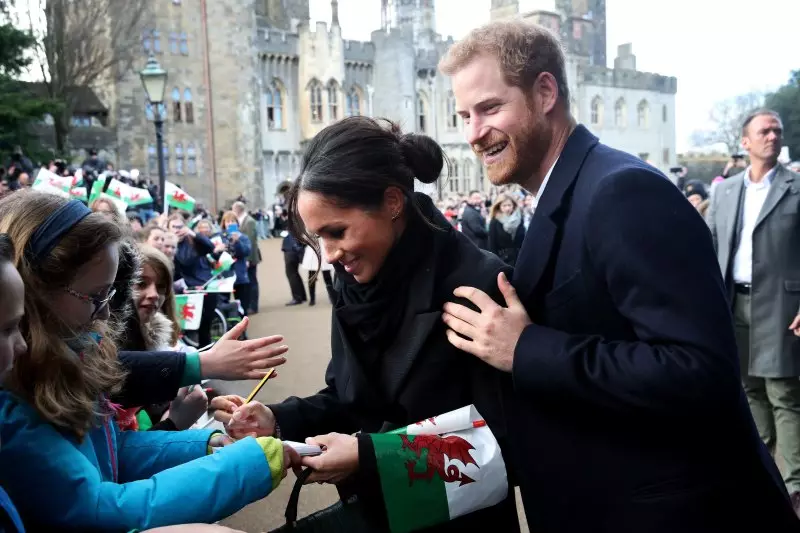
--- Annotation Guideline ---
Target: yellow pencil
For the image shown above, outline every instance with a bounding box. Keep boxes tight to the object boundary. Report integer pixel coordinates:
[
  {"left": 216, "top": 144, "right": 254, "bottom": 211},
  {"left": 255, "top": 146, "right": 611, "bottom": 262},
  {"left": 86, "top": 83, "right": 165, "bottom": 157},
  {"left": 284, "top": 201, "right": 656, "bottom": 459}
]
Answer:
[{"left": 244, "top": 368, "right": 275, "bottom": 404}]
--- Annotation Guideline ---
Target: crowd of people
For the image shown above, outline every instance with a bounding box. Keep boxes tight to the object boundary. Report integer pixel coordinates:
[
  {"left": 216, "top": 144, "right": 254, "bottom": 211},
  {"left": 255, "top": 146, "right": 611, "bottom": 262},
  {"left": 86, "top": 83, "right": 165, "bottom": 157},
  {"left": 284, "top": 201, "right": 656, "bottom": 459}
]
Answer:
[{"left": 0, "top": 16, "right": 799, "bottom": 533}]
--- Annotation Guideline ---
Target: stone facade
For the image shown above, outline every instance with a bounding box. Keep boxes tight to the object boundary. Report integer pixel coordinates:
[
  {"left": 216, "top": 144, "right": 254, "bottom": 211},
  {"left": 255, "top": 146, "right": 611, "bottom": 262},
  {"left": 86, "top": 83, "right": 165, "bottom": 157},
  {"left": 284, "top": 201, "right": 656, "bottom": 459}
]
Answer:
[{"left": 100, "top": 0, "right": 676, "bottom": 208}]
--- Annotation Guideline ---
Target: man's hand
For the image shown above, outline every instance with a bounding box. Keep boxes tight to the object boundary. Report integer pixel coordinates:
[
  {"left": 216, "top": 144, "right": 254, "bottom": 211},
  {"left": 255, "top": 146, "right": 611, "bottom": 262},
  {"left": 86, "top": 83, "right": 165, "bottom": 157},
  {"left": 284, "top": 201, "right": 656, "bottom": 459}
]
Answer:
[
  {"left": 199, "top": 317, "right": 288, "bottom": 380},
  {"left": 790, "top": 314, "right": 800, "bottom": 337},
  {"left": 442, "top": 272, "right": 531, "bottom": 372},
  {"left": 300, "top": 433, "right": 359, "bottom": 484}
]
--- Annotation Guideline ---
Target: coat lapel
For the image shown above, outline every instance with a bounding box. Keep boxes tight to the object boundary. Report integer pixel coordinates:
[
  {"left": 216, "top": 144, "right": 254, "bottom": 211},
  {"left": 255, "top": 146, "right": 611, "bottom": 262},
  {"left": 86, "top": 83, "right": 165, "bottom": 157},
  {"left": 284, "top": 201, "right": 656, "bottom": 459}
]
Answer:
[
  {"left": 514, "top": 125, "right": 599, "bottom": 302},
  {"left": 755, "top": 166, "right": 795, "bottom": 228},
  {"left": 722, "top": 176, "right": 744, "bottom": 254}
]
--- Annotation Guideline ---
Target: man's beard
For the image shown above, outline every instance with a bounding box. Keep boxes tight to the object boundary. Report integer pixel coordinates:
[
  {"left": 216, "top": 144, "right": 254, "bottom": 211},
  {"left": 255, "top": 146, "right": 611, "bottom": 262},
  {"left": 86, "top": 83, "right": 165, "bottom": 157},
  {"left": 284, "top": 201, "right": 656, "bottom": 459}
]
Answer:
[{"left": 485, "top": 110, "right": 552, "bottom": 190}]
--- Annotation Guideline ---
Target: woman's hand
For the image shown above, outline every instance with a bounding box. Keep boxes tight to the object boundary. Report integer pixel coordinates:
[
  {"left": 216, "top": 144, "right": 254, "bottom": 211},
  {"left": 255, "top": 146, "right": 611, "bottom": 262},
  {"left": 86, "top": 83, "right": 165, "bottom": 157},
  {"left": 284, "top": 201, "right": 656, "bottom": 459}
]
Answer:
[
  {"left": 166, "top": 385, "right": 208, "bottom": 430},
  {"left": 213, "top": 242, "right": 227, "bottom": 253},
  {"left": 301, "top": 433, "right": 360, "bottom": 484},
  {"left": 198, "top": 317, "right": 288, "bottom": 380},
  {"left": 229, "top": 231, "right": 241, "bottom": 242},
  {"left": 211, "top": 396, "right": 277, "bottom": 439}
]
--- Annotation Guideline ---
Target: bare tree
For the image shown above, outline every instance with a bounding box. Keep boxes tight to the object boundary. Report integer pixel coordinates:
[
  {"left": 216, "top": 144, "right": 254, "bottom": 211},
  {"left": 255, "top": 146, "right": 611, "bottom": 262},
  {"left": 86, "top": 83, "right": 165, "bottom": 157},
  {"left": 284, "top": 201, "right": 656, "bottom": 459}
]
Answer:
[
  {"left": 20, "top": 0, "right": 150, "bottom": 154},
  {"left": 690, "top": 92, "right": 764, "bottom": 155}
]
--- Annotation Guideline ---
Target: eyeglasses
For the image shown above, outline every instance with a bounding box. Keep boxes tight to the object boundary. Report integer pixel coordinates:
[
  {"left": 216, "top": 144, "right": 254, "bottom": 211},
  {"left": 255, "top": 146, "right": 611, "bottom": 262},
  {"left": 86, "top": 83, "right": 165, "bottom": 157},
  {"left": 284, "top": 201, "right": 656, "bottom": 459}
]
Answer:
[{"left": 64, "top": 287, "right": 117, "bottom": 319}]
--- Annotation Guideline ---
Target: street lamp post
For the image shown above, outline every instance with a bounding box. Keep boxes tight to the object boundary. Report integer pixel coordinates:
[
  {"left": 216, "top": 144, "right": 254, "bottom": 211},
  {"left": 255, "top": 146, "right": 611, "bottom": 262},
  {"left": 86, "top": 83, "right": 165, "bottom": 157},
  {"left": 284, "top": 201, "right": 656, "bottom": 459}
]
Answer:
[{"left": 139, "top": 56, "right": 168, "bottom": 212}]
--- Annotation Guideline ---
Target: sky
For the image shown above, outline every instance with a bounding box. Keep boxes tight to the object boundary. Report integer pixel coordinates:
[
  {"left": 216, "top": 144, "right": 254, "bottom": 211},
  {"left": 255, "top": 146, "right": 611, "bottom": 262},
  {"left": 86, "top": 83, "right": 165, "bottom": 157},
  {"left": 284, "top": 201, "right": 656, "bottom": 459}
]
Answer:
[{"left": 309, "top": 0, "right": 799, "bottom": 153}]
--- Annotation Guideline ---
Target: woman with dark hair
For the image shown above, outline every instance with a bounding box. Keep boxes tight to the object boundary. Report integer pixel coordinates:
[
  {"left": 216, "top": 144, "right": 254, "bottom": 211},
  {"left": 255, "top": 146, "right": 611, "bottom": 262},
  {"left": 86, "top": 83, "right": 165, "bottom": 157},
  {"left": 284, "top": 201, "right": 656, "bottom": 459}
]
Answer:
[{"left": 212, "top": 117, "right": 519, "bottom": 532}]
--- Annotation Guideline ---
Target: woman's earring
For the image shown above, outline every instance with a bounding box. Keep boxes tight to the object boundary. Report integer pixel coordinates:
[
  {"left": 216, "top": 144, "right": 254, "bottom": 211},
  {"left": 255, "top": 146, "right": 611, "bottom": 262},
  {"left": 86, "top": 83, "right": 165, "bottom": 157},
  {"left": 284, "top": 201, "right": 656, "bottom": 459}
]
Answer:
[{"left": 391, "top": 211, "right": 400, "bottom": 221}]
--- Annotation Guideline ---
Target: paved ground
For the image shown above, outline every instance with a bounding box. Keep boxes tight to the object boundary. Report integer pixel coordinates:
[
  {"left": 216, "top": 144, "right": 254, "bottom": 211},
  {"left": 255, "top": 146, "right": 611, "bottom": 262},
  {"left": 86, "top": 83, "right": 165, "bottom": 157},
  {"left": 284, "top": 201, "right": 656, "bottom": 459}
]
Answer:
[{"left": 214, "top": 240, "right": 528, "bottom": 532}]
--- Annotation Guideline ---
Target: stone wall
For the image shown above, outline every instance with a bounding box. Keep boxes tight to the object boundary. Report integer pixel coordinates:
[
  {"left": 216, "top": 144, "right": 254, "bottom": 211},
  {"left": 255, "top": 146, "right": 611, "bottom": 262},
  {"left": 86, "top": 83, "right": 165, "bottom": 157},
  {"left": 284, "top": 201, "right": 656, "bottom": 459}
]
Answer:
[{"left": 371, "top": 28, "right": 417, "bottom": 131}]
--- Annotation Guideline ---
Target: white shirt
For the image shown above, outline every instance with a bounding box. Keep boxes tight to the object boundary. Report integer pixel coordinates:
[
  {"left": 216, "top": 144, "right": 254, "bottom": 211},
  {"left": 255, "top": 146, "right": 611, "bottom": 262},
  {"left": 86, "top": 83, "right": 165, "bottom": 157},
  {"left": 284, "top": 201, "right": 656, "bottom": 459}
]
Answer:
[
  {"left": 732, "top": 165, "right": 777, "bottom": 284},
  {"left": 534, "top": 158, "right": 559, "bottom": 204}
]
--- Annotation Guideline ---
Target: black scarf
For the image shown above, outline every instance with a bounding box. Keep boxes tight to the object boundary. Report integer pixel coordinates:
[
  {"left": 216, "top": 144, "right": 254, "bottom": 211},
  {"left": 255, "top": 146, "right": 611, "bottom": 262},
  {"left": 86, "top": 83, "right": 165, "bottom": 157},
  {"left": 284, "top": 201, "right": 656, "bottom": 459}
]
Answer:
[{"left": 334, "top": 193, "right": 440, "bottom": 360}]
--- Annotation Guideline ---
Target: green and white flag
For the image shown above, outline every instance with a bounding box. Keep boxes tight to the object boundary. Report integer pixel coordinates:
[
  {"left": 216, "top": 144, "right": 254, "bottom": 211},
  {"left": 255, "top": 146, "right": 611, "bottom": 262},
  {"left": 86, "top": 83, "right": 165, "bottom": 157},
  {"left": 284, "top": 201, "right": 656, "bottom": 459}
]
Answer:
[
  {"left": 33, "top": 169, "right": 74, "bottom": 193},
  {"left": 107, "top": 178, "right": 153, "bottom": 207},
  {"left": 69, "top": 186, "right": 88, "bottom": 202},
  {"left": 175, "top": 293, "right": 205, "bottom": 330},
  {"left": 204, "top": 275, "right": 236, "bottom": 293},
  {"left": 370, "top": 405, "right": 508, "bottom": 533},
  {"left": 208, "top": 251, "right": 235, "bottom": 277},
  {"left": 98, "top": 192, "right": 128, "bottom": 215},
  {"left": 88, "top": 178, "right": 105, "bottom": 204},
  {"left": 165, "top": 181, "right": 196, "bottom": 212}
]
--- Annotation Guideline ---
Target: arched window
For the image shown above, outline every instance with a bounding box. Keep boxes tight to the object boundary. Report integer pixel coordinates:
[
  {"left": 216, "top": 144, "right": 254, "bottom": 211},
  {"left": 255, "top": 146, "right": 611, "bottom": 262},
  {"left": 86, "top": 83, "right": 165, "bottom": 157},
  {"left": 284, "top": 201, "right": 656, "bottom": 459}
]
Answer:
[
  {"left": 175, "top": 143, "right": 184, "bottom": 175},
  {"left": 266, "top": 80, "right": 285, "bottom": 129},
  {"left": 447, "top": 92, "right": 458, "bottom": 129},
  {"left": 346, "top": 86, "right": 362, "bottom": 117},
  {"left": 614, "top": 98, "right": 627, "bottom": 127},
  {"left": 187, "top": 143, "right": 197, "bottom": 175},
  {"left": 662, "top": 104, "right": 668, "bottom": 123},
  {"left": 152, "top": 30, "right": 162, "bottom": 54},
  {"left": 327, "top": 80, "right": 339, "bottom": 121},
  {"left": 590, "top": 96, "right": 603, "bottom": 125},
  {"left": 452, "top": 160, "right": 459, "bottom": 177},
  {"left": 169, "top": 32, "right": 179, "bottom": 54},
  {"left": 145, "top": 99, "right": 154, "bottom": 121},
  {"left": 171, "top": 87, "right": 181, "bottom": 122},
  {"left": 417, "top": 92, "right": 427, "bottom": 133},
  {"left": 637, "top": 99, "right": 649, "bottom": 128},
  {"left": 309, "top": 80, "right": 323, "bottom": 122},
  {"left": 184, "top": 88, "right": 194, "bottom": 124},
  {"left": 142, "top": 30, "right": 152, "bottom": 54},
  {"left": 179, "top": 32, "right": 188, "bottom": 55},
  {"left": 147, "top": 144, "right": 157, "bottom": 175}
]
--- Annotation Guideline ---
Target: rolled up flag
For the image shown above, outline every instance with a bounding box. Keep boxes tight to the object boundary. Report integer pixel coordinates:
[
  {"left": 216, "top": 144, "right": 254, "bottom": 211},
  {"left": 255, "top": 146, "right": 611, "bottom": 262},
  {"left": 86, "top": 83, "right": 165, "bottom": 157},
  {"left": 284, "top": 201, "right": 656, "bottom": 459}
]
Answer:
[
  {"left": 175, "top": 293, "right": 204, "bottom": 330},
  {"left": 370, "top": 405, "right": 508, "bottom": 533},
  {"left": 165, "top": 181, "right": 196, "bottom": 212}
]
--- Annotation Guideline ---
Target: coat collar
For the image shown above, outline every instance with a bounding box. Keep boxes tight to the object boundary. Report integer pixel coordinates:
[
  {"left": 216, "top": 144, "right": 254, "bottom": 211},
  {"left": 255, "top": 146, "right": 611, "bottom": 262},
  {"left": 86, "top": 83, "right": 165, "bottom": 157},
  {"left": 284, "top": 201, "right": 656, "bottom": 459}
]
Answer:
[{"left": 513, "top": 125, "right": 599, "bottom": 300}]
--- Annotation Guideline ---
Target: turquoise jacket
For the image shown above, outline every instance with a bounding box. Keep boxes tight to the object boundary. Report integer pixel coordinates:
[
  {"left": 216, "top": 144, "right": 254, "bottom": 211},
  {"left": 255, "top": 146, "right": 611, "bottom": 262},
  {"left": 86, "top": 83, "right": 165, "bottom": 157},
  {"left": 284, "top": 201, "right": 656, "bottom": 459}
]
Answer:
[{"left": 0, "top": 391, "right": 284, "bottom": 531}]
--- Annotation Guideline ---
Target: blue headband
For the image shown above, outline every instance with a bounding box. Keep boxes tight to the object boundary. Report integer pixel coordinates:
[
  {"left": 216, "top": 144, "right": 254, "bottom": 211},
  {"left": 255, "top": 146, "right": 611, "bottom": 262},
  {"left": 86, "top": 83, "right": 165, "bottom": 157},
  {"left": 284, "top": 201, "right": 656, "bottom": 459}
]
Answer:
[{"left": 27, "top": 200, "right": 92, "bottom": 262}]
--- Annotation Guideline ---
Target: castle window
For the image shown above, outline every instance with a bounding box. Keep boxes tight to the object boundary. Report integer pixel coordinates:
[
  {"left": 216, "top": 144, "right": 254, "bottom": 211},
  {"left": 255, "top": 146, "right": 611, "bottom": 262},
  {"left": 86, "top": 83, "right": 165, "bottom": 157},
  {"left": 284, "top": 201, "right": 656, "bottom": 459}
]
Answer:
[
  {"left": 187, "top": 143, "right": 197, "bottom": 174},
  {"left": 147, "top": 144, "right": 157, "bottom": 175},
  {"left": 452, "top": 160, "right": 459, "bottom": 177},
  {"left": 447, "top": 92, "right": 458, "bottom": 130},
  {"left": 179, "top": 33, "right": 189, "bottom": 55},
  {"left": 327, "top": 81, "right": 339, "bottom": 121},
  {"left": 266, "top": 80, "right": 285, "bottom": 129},
  {"left": 169, "top": 32, "right": 179, "bottom": 54},
  {"left": 175, "top": 143, "right": 184, "bottom": 175},
  {"left": 162, "top": 141, "right": 170, "bottom": 173},
  {"left": 184, "top": 89, "right": 194, "bottom": 124},
  {"left": 417, "top": 93, "right": 427, "bottom": 133},
  {"left": 637, "top": 100, "right": 649, "bottom": 128},
  {"left": 152, "top": 30, "right": 162, "bottom": 54},
  {"left": 142, "top": 30, "right": 152, "bottom": 54},
  {"left": 590, "top": 96, "right": 603, "bottom": 125},
  {"left": 662, "top": 104, "right": 668, "bottom": 123},
  {"left": 614, "top": 98, "right": 627, "bottom": 127},
  {"left": 145, "top": 99, "right": 155, "bottom": 121},
  {"left": 309, "top": 80, "right": 323, "bottom": 122},
  {"left": 172, "top": 88, "right": 182, "bottom": 122},
  {"left": 346, "top": 86, "right": 362, "bottom": 117},
  {"left": 662, "top": 148, "right": 670, "bottom": 165}
]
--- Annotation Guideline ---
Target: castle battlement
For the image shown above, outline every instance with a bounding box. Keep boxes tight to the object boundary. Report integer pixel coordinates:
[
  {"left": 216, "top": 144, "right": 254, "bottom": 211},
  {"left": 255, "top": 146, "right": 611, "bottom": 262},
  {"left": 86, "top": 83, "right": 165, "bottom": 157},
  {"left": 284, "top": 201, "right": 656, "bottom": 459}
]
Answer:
[
  {"left": 343, "top": 39, "right": 375, "bottom": 63},
  {"left": 257, "top": 27, "right": 299, "bottom": 56},
  {"left": 370, "top": 26, "right": 415, "bottom": 45},
  {"left": 581, "top": 65, "right": 678, "bottom": 94}
]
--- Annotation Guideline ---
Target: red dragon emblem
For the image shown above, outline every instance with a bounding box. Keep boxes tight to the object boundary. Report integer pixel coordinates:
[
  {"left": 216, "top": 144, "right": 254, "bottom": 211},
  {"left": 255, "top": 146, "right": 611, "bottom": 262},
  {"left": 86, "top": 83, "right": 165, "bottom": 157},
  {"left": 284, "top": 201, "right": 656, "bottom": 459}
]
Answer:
[
  {"left": 180, "top": 303, "right": 195, "bottom": 320},
  {"left": 400, "top": 434, "right": 479, "bottom": 487},
  {"left": 129, "top": 192, "right": 141, "bottom": 201},
  {"left": 172, "top": 190, "right": 189, "bottom": 202},
  {"left": 415, "top": 417, "right": 437, "bottom": 426}
]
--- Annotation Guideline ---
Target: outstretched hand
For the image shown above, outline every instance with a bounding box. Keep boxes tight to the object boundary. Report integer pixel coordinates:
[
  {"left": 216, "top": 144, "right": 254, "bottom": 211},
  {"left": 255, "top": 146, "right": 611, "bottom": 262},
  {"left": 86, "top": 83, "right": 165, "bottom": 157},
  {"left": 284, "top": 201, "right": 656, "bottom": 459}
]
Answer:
[
  {"left": 442, "top": 272, "right": 531, "bottom": 372},
  {"left": 199, "top": 317, "right": 288, "bottom": 380}
]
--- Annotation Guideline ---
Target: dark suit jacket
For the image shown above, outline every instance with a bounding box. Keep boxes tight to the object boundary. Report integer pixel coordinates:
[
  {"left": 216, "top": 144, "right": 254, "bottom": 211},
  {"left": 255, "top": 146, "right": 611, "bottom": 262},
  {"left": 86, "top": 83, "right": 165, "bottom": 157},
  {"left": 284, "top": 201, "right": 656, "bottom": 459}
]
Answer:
[
  {"left": 508, "top": 125, "right": 797, "bottom": 532},
  {"left": 269, "top": 220, "right": 519, "bottom": 532},
  {"left": 460, "top": 205, "right": 488, "bottom": 250}
]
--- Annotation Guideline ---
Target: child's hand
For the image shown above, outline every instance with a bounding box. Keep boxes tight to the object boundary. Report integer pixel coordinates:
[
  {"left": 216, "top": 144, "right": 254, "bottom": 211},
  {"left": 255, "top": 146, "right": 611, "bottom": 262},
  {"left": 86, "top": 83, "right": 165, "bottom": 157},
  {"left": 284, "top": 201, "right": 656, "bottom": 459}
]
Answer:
[
  {"left": 282, "top": 443, "right": 303, "bottom": 479},
  {"left": 167, "top": 385, "right": 208, "bottom": 430}
]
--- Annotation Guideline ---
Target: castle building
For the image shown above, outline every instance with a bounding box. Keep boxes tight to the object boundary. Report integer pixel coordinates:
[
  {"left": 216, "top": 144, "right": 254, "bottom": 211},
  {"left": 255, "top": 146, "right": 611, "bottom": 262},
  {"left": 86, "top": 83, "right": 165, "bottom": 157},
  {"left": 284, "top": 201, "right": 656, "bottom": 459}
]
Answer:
[{"left": 105, "top": 0, "right": 677, "bottom": 209}]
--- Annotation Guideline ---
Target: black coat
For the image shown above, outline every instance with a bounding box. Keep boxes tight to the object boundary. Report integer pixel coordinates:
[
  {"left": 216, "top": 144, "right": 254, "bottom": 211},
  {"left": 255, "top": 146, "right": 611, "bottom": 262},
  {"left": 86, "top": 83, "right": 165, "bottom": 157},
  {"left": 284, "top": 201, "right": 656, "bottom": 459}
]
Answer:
[
  {"left": 509, "top": 125, "right": 797, "bottom": 532},
  {"left": 269, "top": 219, "right": 519, "bottom": 532},
  {"left": 459, "top": 205, "right": 487, "bottom": 250},
  {"left": 115, "top": 350, "right": 186, "bottom": 407},
  {"left": 487, "top": 217, "right": 523, "bottom": 266}
]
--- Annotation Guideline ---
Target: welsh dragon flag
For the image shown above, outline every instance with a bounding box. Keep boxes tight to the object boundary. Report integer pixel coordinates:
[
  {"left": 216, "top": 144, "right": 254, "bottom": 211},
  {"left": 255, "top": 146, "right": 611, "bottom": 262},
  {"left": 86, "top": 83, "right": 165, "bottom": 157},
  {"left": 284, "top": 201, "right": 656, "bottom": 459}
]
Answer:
[
  {"left": 165, "top": 181, "right": 196, "bottom": 212},
  {"left": 174, "top": 293, "right": 204, "bottom": 330},
  {"left": 208, "top": 251, "right": 235, "bottom": 277},
  {"left": 106, "top": 178, "right": 153, "bottom": 207},
  {"left": 370, "top": 405, "right": 508, "bottom": 533},
  {"left": 69, "top": 186, "right": 88, "bottom": 202},
  {"left": 32, "top": 169, "right": 74, "bottom": 193}
]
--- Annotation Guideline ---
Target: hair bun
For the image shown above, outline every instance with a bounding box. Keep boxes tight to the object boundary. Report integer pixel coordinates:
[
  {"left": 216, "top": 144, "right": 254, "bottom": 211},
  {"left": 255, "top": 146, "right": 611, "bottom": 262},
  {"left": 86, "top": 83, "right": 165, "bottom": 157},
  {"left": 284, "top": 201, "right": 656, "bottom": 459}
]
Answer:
[{"left": 399, "top": 133, "right": 444, "bottom": 184}]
